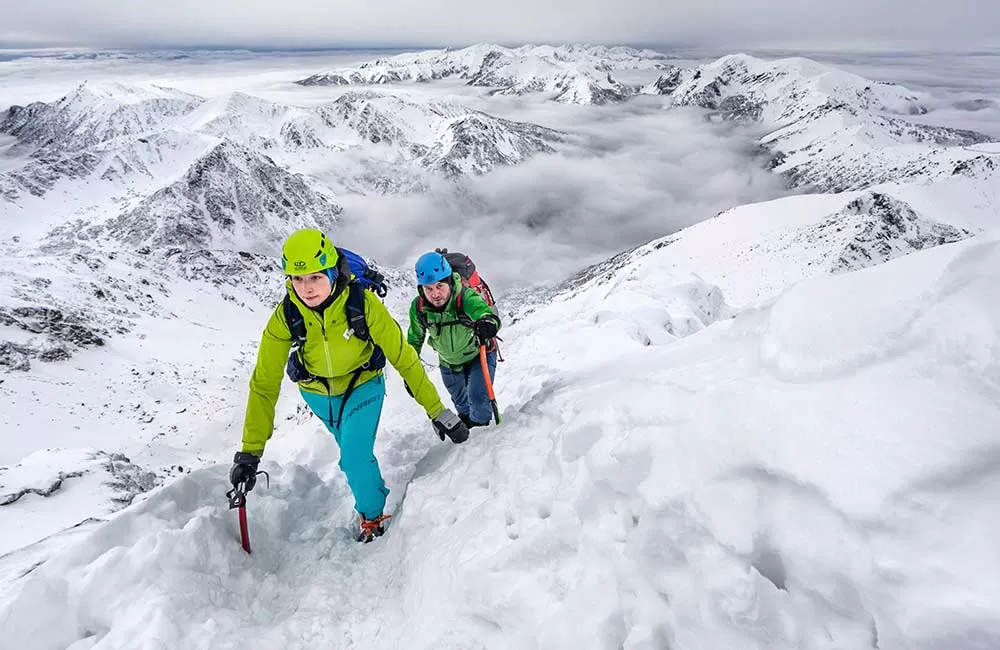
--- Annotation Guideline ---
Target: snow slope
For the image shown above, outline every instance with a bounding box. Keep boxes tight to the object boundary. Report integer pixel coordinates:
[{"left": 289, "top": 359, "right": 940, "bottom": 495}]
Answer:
[
  {"left": 2, "top": 225, "right": 998, "bottom": 649},
  {"left": 551, "top": 169, "right": 997, "bottom": 310}
]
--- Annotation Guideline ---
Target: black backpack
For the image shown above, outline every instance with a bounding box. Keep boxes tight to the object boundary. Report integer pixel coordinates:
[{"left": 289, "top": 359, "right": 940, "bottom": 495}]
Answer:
[{"left": 283, "top": 250, "right": 387, "bottom": 428}]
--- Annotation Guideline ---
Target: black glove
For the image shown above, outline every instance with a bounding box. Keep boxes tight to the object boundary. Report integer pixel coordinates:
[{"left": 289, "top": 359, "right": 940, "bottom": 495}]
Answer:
[
  {"left": 473, "top": 318, "right": 498, "bottom": 346},
  {"left": 229, "top": 451, "right": 260, "bottom": 492},
  {"left": 432, "top": 409, "right": 470, "bottom": 444}
]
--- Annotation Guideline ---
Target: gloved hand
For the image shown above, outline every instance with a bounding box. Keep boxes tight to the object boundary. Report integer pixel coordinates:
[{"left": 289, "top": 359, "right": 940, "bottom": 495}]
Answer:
[
  {"left": 432, "top": 409, "right": 470, "bottom": 444},
  {"left": 229, "top": 451, "right": 260, "bottom": 492},
  {"left": 473, "top": 318, "right": 498, "bottom": 346}
]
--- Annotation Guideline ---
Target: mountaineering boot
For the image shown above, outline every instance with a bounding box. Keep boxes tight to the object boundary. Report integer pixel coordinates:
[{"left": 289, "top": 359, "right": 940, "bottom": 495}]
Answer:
[{"left": 358, "top": 514, "right": 392, "bottom": 543}]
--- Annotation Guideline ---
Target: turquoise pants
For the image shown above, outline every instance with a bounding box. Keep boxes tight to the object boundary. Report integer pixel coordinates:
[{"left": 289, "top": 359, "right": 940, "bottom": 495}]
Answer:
[{"left": 299, "top": 375, "right": 388, "bottom": 519}]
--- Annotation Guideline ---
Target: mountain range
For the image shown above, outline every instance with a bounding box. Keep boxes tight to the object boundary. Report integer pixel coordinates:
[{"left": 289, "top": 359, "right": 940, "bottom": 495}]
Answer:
[{"left": 2, "top": 44, "right": 999, "bottom": 649}]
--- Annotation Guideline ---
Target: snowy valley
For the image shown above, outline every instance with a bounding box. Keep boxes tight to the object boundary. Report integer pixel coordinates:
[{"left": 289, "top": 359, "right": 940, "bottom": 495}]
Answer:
[{"left": 1, "top": 44, "right": 999, "bottom": 650}]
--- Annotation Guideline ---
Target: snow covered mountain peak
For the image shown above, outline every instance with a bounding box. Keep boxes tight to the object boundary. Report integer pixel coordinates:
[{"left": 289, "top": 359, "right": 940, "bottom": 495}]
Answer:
[
  {"left": 316, "top": 90, "right": 564, "bottom": 173},
  {"left": 60, "top": 80, "right": 201, "bottom": 106},
  {"left": 297, "top": 43, "right": 668, "bottom": 104},
  {"left": 75, "top": 138, "right": 342, "bottom": 252},
  {"left": 643, "top": 53, "right": 996, "bottom": 191},
  {"left": 0, "top": 81, "right": 203, "bottom": 154},
  {"left": 647, "top": 53, "right": 929, "bottom": 126},
  {"left": 423, "top": 111, "right": 561, "bottom": 175}
]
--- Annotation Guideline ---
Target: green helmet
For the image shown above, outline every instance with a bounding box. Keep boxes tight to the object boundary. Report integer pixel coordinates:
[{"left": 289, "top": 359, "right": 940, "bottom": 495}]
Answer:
[{"left": 281, "top": 228, "right": 338, "bottom": 276}]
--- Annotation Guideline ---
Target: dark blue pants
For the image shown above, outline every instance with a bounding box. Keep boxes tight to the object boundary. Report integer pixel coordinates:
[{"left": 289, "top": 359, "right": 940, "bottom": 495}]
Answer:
[{"left": 439, "top": 350, "right": 497, "bottom": 425}]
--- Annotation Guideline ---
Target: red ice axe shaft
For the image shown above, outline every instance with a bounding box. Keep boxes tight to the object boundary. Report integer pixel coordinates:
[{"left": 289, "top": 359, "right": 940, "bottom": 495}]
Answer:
[
  {"left": 479, "top": 345, "right": 501, "bottom": 425},
  {"left": 226, "top": 470, "right": 268, "bottom": 554}
]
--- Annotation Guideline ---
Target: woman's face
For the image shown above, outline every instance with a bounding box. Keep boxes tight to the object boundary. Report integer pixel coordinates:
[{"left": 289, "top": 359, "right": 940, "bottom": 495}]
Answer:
[
  {"left": 423, "top": 280, "right": 452, "bottom": 308},
  {"left": 291, "top": 272, "right": 332, "bottom": 307}
]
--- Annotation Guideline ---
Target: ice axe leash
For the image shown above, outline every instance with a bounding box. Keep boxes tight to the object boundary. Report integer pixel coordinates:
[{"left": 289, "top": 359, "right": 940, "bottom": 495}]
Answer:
[
  {"left": 225, "top": 470, "right": 269, "bottom": 554},
  {"left": 479, "top": 345, "right": 501, "bottom": 425}
]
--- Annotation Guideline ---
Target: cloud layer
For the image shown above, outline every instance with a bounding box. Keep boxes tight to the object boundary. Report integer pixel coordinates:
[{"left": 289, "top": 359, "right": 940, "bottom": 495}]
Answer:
[
  {"left": 333, "top": 97, "right": 790, "bottom": 291},
  {"left": 4, "top": 0, "right": 1000, "bottom": 49}
]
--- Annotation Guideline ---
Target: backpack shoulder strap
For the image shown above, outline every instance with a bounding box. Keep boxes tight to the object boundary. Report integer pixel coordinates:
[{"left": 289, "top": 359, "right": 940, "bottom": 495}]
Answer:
[
  {"left": 416, "top": 296, "right": 430, "bottom": 330},
  {"left": 345, "top": 281, "right": 370, "bottom": 342},
  {"left": 455, "top": 288, "right": 474, "bottom": 327},
  {"left": 282, "top": 294, "right": 307, "bottom": 348}
]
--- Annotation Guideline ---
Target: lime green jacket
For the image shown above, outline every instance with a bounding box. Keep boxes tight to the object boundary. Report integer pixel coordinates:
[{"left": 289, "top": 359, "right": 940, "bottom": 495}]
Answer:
[
  {"left": 407, "top": 273, "right": 501, "bottom": 370},
  {"left": 241, "top": 283, "right": 445, "bottom": 456}
]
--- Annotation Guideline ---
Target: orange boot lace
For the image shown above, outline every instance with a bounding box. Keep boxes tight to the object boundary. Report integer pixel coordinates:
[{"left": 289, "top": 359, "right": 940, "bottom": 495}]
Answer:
[{"left": 360, "top": 514, "right": 392, "bottom": 538}]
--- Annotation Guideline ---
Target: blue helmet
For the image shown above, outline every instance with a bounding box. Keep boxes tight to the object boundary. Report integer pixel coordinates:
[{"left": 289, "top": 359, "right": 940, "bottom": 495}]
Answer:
[{"left": 415, "top": 251, "right": 452, "bottom": 286}]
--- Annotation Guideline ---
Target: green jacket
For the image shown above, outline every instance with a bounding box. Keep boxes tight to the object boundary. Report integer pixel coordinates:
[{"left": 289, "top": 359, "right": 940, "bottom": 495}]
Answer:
[
  {"left": 241, "top": 282, "right": 446, "bottom": 456},
  {"left": 407, "top": 273, "right": 501, "bottom": 370}
]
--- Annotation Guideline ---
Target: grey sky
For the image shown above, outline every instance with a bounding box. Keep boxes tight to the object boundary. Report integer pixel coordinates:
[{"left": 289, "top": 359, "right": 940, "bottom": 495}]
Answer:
[{"left": 3, "top": 0, "right": 1000, "bottom": 49}]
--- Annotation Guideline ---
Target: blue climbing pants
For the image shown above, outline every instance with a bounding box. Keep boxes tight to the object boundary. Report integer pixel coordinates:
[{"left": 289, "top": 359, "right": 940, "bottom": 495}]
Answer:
[{"left": 299, "top": 374, "right": 388, "bottom": 519}]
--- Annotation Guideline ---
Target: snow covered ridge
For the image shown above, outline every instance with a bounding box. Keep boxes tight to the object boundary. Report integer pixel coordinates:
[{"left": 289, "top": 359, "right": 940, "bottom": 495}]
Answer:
[
  {"left": 294, "top": 45, "right": 1000, "bottom": 185},
  {"left": 0, "top": 83, "right": 566, "bottom": 203},
  {"left": 553, "top": 181, "right": 988, "bottom": 309},
  {"left": 0, "top": 82, "right": 203, "bottom": 154},
  {"left": 296, "top": 43, "right": 671, "bottom": 105},
  {"left": 82, "top": 139, "right": 343, "bottom": 251},
  {"left": 642, "top": 54, "right": 997, "bottom": 191}
]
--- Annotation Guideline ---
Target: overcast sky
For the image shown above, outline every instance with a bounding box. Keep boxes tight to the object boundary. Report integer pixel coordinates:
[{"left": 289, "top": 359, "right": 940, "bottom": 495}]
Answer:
[{"left": 3, "top": 0, "right": 1000, "bottom": 50}]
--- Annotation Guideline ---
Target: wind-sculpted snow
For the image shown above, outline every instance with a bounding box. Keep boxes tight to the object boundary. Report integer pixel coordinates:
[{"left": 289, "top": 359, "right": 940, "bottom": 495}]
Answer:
[{"left": 760, "top": 231, "right": 1000, "bottom": 382}]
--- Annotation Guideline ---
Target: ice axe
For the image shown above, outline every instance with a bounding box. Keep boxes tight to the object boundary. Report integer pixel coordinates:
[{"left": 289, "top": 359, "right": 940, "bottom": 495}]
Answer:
[
  {"left": 479, "top": 345, "right": 501, "bottom": 425},
  {"left": 225, "top": 470, "right": 269, "bottom": 554}
]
